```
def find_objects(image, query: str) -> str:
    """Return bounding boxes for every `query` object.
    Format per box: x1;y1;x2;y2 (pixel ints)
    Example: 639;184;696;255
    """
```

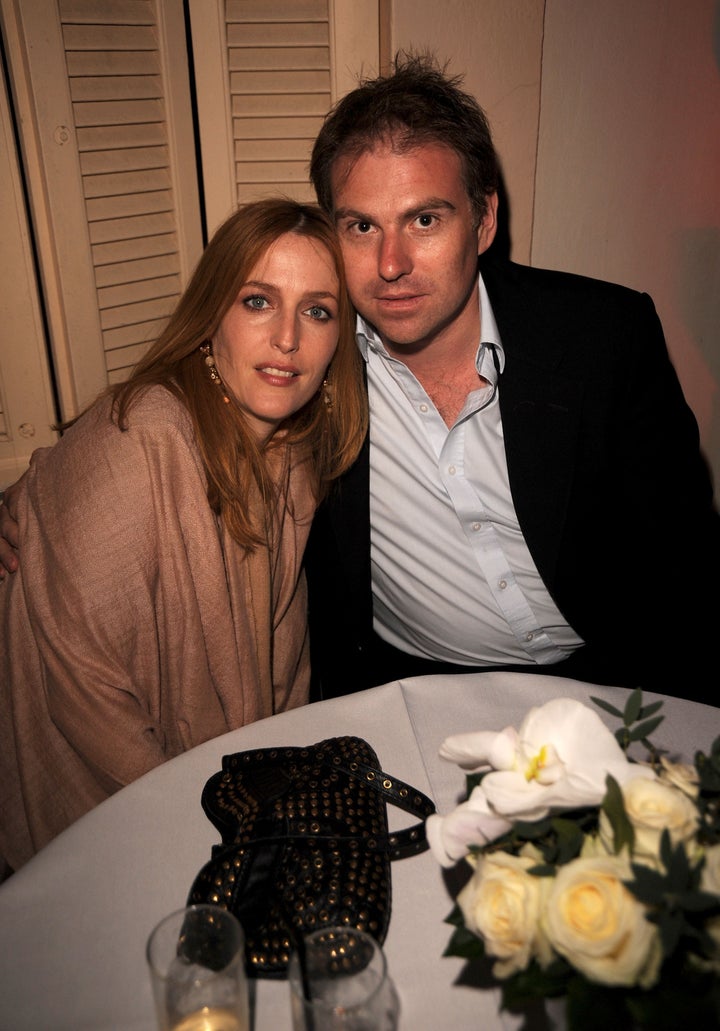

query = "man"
302;53;718;704
2;54;718;705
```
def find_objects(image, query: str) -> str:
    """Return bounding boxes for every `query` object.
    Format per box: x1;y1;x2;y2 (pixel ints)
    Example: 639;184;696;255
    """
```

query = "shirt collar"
355;272;505;381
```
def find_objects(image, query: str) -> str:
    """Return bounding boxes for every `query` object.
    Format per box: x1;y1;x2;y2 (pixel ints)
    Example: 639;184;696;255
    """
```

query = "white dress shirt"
358;273;584;666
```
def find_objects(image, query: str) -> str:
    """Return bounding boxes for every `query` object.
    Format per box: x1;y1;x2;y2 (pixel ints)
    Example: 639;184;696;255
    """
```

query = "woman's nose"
272;313;299;353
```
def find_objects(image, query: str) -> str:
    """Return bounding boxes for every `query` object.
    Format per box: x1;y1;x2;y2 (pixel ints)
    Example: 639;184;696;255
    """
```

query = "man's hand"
0;475;23;577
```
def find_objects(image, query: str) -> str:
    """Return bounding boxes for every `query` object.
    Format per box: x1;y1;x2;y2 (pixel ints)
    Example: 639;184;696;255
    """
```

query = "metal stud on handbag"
187;736;436;978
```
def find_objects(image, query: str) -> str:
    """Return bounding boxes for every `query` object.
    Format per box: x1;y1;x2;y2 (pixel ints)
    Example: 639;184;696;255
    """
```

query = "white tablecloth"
0;672;715;1030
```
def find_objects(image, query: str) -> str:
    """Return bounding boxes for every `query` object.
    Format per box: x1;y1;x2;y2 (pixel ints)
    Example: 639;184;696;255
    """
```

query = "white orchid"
426;786;512;868
427;698;655;866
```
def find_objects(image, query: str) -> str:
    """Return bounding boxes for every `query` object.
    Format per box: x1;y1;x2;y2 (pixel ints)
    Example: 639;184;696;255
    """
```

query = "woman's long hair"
111;199;367;549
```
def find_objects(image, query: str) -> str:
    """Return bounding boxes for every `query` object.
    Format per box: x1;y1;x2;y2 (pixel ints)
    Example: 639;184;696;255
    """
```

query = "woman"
0;199;367;873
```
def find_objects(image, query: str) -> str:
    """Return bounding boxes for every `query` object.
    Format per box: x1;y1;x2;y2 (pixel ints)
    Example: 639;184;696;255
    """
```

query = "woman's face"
212;232;341;442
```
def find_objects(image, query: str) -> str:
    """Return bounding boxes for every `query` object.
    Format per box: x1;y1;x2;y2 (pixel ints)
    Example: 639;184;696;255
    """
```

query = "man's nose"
378;230;412;281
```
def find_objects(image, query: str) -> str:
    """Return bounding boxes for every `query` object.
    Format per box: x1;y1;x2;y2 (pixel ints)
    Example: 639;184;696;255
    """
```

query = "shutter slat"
233;115;324;139
226;1;327;20
100;295;175;331
59;0;155;23
235;182;316;203
88;211;176;244
228;47;329;71
62;25;157;50
72;98;165;127
66;50;159;75
228;69;329;91
226;23;326;46
80;146;168;175
82;167;171;199
76;122;166;150
103;321;169;351
94;253;179;288
69;75;162;102
92;233;177;265
234;138;313;160
85;189;173;222
98;274;180;309
236;160;311;184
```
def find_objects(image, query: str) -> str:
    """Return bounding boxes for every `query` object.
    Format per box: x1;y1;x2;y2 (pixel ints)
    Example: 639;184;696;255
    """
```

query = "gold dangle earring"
200;343;230;404
322;377;334;409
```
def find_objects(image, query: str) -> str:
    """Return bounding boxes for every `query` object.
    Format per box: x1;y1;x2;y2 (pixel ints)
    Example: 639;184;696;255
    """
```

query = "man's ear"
477;192;499;255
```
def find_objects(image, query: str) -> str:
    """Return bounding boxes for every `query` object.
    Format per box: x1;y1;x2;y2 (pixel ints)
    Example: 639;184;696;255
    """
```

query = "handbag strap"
329;752;436;859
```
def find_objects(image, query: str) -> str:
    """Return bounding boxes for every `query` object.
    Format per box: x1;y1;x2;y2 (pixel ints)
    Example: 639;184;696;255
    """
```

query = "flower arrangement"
426;691;720;1030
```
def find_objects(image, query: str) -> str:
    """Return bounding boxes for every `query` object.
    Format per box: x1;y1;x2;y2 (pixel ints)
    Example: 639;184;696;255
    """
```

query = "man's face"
331;140;497;356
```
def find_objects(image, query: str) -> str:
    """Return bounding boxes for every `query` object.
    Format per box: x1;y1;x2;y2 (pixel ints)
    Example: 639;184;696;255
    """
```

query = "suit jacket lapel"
482;260;582;588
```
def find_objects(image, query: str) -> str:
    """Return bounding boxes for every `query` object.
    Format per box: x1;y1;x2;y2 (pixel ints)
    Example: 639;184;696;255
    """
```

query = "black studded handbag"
187;735;436;978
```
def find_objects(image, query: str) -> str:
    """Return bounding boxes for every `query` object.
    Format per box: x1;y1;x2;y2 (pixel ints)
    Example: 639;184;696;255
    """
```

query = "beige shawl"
0;387;313;870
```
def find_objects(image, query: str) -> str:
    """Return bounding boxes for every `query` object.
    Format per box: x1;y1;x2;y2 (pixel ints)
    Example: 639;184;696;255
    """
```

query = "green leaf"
590;696;624;720
551;817;585;865
601;774;634;854
638;699;664;719
628;715;664;742
676;889;720;914
614;726;631;752
513;817;553;839
443;923;485;960
626;862;667;906
565;977;631;1031
444;903;464;927
656;909;683;957
526;863;557;877
623;687;643;726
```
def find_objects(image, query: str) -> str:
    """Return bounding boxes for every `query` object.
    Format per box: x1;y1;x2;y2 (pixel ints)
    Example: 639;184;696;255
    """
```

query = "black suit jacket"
305;258;719;705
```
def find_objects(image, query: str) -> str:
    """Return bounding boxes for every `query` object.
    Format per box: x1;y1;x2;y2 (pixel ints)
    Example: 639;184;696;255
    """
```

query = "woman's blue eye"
245;295;268;310
307;306;330;321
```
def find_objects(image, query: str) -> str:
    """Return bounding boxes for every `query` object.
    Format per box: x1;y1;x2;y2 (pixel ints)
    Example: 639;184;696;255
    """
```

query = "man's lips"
374;292;424;311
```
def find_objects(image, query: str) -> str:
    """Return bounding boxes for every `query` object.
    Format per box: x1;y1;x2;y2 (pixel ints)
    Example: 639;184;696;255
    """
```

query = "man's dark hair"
310;50;500;226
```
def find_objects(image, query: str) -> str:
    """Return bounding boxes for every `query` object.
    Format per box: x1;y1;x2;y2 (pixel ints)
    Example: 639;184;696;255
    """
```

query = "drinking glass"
288;926;400;1030
146;904;249;1031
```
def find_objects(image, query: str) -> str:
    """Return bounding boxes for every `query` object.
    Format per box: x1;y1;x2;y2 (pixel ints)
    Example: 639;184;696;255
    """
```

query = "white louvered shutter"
190;0;380;236
1;0;378;419
2;0;202;414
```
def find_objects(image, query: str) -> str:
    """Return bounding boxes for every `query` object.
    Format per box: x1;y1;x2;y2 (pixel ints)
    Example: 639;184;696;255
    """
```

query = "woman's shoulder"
60;386;199;474
119;384;193;433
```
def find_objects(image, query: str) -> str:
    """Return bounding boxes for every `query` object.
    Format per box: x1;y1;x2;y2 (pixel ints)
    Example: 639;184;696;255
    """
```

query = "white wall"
391;0;720;494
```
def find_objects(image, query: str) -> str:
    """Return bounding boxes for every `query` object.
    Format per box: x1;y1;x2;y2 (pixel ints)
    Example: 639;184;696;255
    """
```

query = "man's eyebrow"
334;197;457;223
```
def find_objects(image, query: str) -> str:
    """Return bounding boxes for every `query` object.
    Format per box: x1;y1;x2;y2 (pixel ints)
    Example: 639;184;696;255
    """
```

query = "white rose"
542;854;662;988
600;775;700;868
457;850;550;977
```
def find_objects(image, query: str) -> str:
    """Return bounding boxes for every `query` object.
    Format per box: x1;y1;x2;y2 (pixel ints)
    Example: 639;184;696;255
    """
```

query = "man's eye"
416;214;435;227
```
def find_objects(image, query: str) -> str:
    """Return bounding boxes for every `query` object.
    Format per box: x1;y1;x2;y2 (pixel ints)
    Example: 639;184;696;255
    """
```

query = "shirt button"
526;632;534;642
419;403;428;413
498;579;507;590
448;465;456;475
472;522;481;532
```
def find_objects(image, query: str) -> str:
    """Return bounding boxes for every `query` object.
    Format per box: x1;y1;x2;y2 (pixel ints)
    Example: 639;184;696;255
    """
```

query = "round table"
0;671;714;1030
